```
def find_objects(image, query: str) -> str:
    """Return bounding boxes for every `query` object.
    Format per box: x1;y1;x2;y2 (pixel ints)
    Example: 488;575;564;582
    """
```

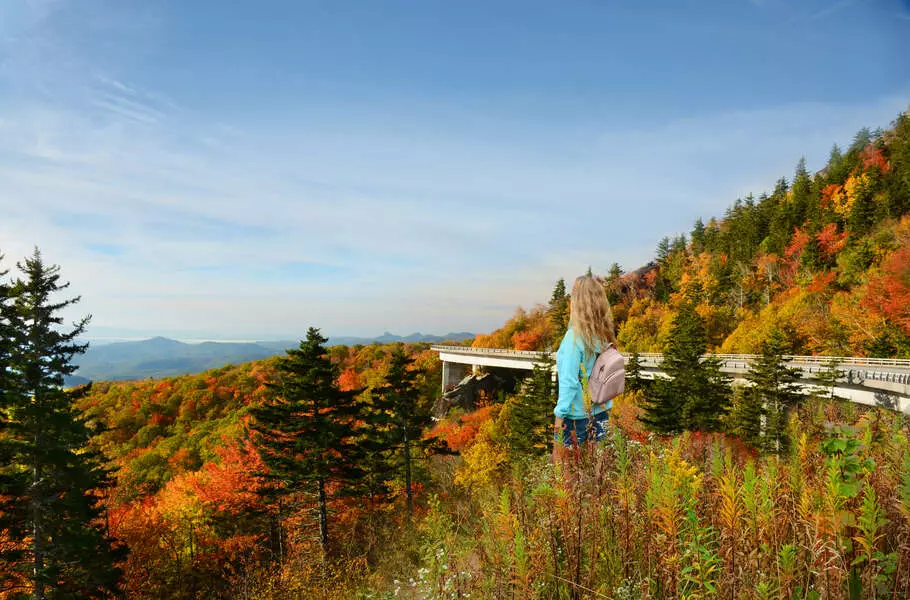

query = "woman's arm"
553;331;582;418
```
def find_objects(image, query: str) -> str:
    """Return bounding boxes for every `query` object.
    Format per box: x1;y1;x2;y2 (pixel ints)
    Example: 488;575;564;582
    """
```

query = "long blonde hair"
570;274;618;357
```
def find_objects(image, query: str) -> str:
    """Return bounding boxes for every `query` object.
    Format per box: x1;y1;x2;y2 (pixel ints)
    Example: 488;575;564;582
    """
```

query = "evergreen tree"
655;237;671;264
547;278;569;345
374;344;434;517
727;386;763;449
505;353;556;461
607;262;624;282
640;288;730;434
250;327;365;555
0;249;125;598
625;351;646;393
690;218;706;255
745;328;803;454
812;358;846;402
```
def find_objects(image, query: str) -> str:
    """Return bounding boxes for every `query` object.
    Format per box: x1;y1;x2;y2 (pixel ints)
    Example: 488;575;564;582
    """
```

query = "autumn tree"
250;327;365;555
0;249;125;598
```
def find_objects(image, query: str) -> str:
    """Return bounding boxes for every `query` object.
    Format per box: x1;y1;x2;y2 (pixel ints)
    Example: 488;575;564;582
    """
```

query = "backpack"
588;344;625;405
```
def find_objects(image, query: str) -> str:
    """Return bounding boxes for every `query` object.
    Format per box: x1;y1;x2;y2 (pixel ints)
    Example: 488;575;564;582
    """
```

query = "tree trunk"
32;453;45;600
317;478;328;554
403;421;413;517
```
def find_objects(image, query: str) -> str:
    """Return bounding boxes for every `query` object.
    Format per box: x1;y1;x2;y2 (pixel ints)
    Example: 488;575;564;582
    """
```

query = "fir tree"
640;288;730;434
373;344;434;517
0;249;125;599
690;218;706;255
812;357;846;402
505;353;556;461
547;279;569;345
625;351;646;393
607;262;624;282
727;386;763;448
745;328;803;454
250;327;365;555
656;237;671;264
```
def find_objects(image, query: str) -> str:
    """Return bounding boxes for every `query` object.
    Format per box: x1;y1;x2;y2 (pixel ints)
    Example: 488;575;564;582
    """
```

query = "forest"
0;111;909;599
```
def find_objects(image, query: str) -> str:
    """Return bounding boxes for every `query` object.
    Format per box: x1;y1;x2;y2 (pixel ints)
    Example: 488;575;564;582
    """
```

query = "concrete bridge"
432;345;910;413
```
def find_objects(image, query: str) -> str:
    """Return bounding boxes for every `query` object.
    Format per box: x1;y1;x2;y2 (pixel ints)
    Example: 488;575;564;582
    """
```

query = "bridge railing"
432;345;910;370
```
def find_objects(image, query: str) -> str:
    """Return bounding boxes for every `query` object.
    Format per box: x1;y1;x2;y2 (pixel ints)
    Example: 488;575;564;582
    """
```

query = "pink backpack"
588;345;625;405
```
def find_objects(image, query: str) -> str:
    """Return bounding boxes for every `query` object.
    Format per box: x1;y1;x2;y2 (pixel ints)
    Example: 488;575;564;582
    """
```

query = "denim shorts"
557;411;609;447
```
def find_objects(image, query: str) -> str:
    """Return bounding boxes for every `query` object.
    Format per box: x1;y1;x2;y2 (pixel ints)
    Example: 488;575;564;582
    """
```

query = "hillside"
476;112;910;358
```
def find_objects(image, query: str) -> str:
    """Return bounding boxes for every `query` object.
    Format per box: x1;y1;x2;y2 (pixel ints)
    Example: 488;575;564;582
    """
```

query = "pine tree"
505;353;556;460
745;328;803;454
547;279;569;346
250;327;365;555
640;288;730;434
0;249;125;598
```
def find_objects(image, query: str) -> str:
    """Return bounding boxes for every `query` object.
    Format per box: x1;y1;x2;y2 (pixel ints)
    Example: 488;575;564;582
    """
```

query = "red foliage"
785;227;811;259
815;223;848;259
860;145;891;173
864;243;910;335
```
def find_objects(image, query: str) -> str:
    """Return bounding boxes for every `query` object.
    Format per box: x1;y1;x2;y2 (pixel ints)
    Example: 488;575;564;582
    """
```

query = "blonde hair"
570;274;618;357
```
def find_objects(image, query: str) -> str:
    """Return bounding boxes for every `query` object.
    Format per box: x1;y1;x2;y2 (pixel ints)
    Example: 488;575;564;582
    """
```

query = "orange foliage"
473;305;553;350
864;242;910;335
427;405;499;452
337;367;361;392
807;271;836;294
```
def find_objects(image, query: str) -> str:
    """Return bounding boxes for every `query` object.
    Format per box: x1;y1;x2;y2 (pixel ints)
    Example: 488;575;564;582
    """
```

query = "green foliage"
744;328;803;454
249;327;366;553
503;353;556;461
0;249;125;598
547;278;569;347
640;290;730;435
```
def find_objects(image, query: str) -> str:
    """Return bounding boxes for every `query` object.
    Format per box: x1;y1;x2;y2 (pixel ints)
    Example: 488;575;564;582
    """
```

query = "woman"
553;274;619;451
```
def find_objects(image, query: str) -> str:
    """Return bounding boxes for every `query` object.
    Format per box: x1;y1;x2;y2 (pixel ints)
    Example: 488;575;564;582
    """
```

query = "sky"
0;0;908;341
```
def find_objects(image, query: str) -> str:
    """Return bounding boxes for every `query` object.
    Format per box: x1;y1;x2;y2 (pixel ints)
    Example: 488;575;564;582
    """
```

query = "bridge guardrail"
431;345;910;370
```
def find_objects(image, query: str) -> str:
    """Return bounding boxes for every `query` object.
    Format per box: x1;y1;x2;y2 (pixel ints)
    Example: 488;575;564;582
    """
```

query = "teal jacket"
553;328;611;419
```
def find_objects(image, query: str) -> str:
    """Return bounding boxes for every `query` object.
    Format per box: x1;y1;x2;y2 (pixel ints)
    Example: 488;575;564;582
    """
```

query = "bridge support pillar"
441;361;469;394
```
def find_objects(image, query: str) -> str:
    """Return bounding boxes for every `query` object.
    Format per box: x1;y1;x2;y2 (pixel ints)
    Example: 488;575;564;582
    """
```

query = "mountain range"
68;331;474;385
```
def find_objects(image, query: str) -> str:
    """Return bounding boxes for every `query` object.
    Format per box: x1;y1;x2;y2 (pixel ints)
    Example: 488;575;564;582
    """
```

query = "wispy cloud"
1;0;907;338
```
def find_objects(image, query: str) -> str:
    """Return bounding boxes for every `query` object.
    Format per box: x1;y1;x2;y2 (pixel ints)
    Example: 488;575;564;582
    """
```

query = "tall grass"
407;397;910;599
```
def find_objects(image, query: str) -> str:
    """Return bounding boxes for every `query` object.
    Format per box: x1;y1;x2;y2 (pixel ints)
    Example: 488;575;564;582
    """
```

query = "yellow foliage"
840;173;871;217
617;299;674;352
454;415;508;490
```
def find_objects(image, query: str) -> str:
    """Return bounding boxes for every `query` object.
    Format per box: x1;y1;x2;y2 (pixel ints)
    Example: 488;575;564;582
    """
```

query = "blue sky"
1;0;908;340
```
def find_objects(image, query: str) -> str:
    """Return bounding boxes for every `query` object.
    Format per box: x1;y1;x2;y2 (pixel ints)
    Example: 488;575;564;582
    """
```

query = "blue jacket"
553;328;610;419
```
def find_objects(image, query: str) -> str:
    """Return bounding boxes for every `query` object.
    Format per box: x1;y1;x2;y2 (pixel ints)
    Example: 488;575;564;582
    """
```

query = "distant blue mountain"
68;332;474;384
